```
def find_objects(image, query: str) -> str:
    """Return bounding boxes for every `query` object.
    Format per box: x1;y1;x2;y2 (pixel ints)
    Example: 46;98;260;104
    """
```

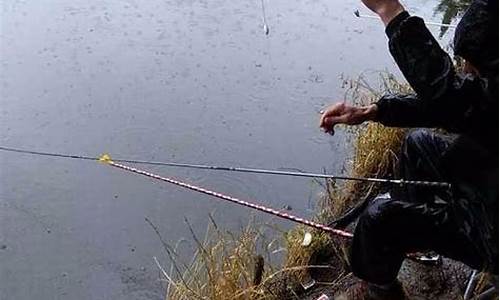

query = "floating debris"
263;23;270;35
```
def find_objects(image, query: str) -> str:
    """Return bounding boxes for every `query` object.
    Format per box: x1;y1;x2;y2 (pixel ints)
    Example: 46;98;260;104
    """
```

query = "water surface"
1;0;455;299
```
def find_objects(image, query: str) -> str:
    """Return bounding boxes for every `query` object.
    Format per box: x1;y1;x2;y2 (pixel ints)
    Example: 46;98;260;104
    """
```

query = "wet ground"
1;0;456;299
300;258;472;300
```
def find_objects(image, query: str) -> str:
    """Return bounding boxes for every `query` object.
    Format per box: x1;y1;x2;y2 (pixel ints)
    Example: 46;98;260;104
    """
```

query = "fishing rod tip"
98;153;113;164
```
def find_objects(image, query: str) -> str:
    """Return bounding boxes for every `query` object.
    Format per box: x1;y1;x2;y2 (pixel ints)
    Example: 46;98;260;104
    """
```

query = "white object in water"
263;24;270;35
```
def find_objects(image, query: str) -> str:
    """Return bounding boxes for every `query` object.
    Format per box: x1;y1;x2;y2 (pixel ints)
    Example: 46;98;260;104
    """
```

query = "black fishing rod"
0;145;451;189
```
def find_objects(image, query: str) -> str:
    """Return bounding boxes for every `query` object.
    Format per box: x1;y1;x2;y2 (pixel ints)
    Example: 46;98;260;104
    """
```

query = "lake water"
0;0;455;299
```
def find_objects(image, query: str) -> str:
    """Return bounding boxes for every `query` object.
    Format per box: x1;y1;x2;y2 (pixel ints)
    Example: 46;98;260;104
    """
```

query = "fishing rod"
98;154;353;238
102;155;442;265
354;9;457;29
0;146;446;263
0;146;452;189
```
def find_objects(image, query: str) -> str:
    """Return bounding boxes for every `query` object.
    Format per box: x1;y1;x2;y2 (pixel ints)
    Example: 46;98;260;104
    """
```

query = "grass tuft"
166;217;280;300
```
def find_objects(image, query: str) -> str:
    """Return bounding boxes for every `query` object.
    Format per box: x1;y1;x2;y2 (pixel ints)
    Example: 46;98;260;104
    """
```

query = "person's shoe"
336;280;407;300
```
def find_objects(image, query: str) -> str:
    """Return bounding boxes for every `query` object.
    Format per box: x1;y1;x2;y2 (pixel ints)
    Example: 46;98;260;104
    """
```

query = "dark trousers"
350;129;489;285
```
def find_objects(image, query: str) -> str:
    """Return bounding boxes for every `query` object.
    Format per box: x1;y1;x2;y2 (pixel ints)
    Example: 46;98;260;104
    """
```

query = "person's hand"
319;103;378;135
361;0;405;26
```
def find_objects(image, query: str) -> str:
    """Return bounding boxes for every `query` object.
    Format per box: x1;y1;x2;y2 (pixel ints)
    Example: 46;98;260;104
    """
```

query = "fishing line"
0;145;452;189
260;0;270;35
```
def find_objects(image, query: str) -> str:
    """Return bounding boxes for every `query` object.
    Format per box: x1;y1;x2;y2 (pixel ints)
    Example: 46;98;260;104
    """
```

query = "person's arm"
375;5;494;132
320;0;495;135
362;0;457;101
374;78;493;133
319;102;377;135
375;93;432;128
386;12;458;102
319;93;435;133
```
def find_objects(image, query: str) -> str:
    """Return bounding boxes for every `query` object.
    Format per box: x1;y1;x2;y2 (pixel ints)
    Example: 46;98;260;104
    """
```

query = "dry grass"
328;72;411;216
332;122;406;215
163;73;413;300
164;216;281;300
